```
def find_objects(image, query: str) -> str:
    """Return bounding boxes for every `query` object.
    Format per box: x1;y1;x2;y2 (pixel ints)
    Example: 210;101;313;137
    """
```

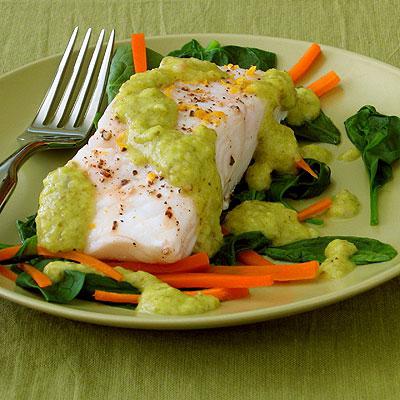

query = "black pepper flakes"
132;170;138;175
230;155;235;166
165;207;173;219
121;179;130;186
112;221;118;230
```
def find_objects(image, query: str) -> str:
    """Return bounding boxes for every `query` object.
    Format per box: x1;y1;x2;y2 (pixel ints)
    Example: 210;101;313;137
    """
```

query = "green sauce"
36;162;95;252
114;57;227;255
224;200;317;246
320;239;358;279
115;267;220;315
42;261;220;315
244;73;321;191
286;88;320;126
328;189;361;218
338;147;361;161
43;261;99;282
300;144;332;164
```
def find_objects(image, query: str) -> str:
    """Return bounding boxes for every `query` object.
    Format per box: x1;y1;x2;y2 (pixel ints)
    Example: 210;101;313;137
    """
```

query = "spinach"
106;44;164;103
266;158;331;202
285;110;341;145
304;218;324;226
344;105;400;225
16;270;85;304
168;39;276;71
212;231;270;265
78;273;139;301
16;235;38;257
264;236;397;265
16;214;37;241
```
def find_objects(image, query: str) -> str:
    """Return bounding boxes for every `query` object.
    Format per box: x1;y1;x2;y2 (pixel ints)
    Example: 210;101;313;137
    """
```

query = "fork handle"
0;142;46;212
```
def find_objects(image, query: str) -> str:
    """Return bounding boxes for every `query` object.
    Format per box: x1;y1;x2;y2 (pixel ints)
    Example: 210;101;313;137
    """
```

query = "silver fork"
0;27;115;212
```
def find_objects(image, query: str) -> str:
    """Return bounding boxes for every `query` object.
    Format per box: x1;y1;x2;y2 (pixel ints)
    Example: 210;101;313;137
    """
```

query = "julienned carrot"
131;33;147;73
94;287;249;304
307;71;340;97
221;225;230;236
155;273;273;288
37;248;123;282
296;158;318;179
210;261;319;281
288;43;321;83
0;245;21;261
237;250;274;266
0;266;17;282
297;197;332;221
20;263;52;288
94;290;140;303
183;287;250;301
106;252;210;274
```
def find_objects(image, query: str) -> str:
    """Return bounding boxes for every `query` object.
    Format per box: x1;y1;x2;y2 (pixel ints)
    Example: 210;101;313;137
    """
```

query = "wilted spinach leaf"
16;270;86;304
16;214;37;241
266;158;331;202
168;39;276;71
212;231;270;265
344;105;400;225
78;273;139;301
106;44;164;103
285;110;341;144
264;236;397;265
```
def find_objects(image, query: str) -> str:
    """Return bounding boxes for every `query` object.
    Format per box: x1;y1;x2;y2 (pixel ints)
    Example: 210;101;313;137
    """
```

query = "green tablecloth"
1;0;400;398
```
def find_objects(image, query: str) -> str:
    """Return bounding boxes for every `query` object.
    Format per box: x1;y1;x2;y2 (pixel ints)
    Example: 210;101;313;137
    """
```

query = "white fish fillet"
72;67;281;263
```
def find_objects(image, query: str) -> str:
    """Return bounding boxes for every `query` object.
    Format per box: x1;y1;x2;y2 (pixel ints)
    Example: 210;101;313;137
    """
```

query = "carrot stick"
37;248;123;282
0;245;21;262
288;43;321;83
296;158;318;179
131;33;147;73
237;250;274;266
297;197;332;221
94;290;140;304
221;225;230;236
20;263;52;288
183;287;250;301
106;252;210;274
307;71;340;97
155;273;273;288
94;287;250;304
0;266;17;282
210;261;319;281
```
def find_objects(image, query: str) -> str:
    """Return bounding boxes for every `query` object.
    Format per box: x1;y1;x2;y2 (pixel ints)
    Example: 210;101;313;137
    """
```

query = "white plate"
0;34;399;329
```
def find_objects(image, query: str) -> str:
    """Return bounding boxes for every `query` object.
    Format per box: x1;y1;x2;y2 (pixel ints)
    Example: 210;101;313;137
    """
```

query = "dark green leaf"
168;39;277;71
266;158;331;202
78;273;139;301
16;214;37;241
16;270;85;304
304;218;324;226
211;231;270;265
264;236;398;265
106;44;164;103
286;110;341;144
344;105;400;225
16;236;37;258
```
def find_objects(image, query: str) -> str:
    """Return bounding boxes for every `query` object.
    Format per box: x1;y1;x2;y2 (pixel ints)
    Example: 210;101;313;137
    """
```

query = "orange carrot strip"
94;290;140;303
155;273;273;288
20;263;52;288
0;245;21;261
131;33;147;73
106;252;210;274
184;287;250;301
38;248;123;282
307;71;340;97
288;43;321;83
297;197;332;221
221;225;230;236
210;261;319;281
237;250;274;266
296;158;318;179
94;287;250;304
0;266;18;282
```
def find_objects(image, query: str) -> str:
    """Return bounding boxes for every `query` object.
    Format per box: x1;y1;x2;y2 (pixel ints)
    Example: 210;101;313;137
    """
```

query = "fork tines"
32;27;115;134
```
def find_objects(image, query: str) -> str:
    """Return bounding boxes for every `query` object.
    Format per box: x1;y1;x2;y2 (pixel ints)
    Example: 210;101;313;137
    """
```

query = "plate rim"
1;33;400;330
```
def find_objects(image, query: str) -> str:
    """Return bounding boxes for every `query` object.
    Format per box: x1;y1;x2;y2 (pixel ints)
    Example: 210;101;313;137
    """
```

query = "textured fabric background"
1;0;400;399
